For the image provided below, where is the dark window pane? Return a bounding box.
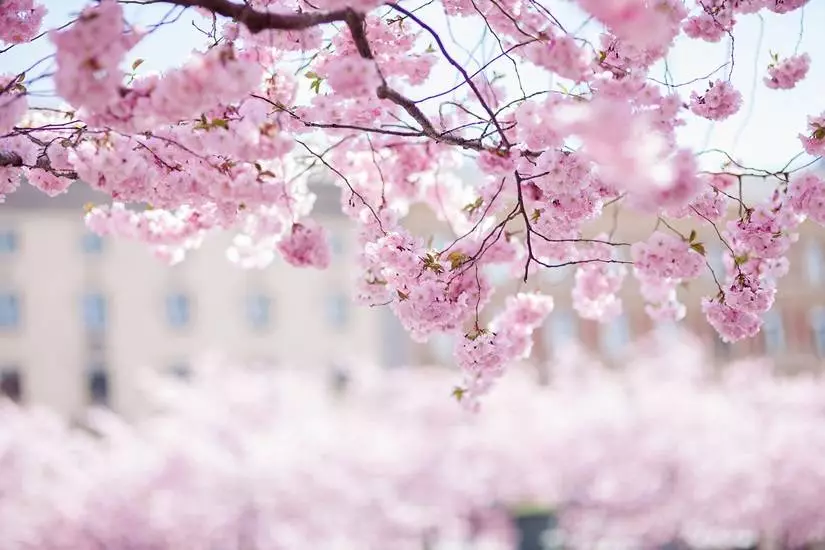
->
[0,294,20,329]
[1,368,22,403]
[88,367,109,407]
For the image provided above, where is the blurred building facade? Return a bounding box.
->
[2,172,825,419]
[402,176,825,375]
[0,180,411,419]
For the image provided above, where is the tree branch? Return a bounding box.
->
[0,150,23,167]
[157,0,349,33]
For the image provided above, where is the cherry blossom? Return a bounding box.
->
[799,111,825,157]
[701,297,763,343]
[0,74,27,135]
[3,338,825,548]
[0,0,824,396]
[277,221,332,269]
[764,52,811,90]
[631,232,704,281]
[0,0,45,44]
[689,80,743,121]
[787,172,825,224]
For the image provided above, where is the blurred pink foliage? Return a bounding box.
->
[2,334,825,549]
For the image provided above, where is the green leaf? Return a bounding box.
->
[425,43,435,54]
[530,208,542,223]
[212,118,229,129]
[421,252,444,274]
[690,242,706,256]
[131,58,144,70]
[465,326,488,341]
[462,197,483,215]
[446,251,469,271]
[813,126,825,141]
[688,229,697,242]
[305,71,319,79]
[310,77,322,94]
[451,386,467,401]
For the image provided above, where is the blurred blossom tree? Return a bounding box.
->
[1,335,825,549]
[1,0,825,399]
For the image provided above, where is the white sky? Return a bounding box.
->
[3,0,823,174]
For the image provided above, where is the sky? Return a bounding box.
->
[3,0,824,174]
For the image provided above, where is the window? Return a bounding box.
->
[0,293,20,329]
[245,293,271,329]
[325,293,348,329]
[806,241,824,285]
[546,309,579,354]
[329,363,350,394]
[329,233,345,258]
[714,334,732,359]
[166,362,191,380]
[428,332,454,365]
[81,232,104,254]
[82,293,106,332]
[0,367,22,403]
[811,307,825,358]
[381,307,409,368]
[599,313,630,357]
[165,293,191,328]
[485,263,512,285]
[87,364,109,407]
[762,308,785,355]
[0,229,17,254]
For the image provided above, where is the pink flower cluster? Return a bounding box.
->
[50,0,142,112]
[631,232,704,322]
[523,33,591,82]
[276,221,331,269]
[455,293,554,405]
[360,230,493,341]
[799,111,825,157]
[702,298,763,342]
[0,74,27,135]
[787,172,825,225]
[689,80,743,121]
[631,232,704,280]
[323,56,382,97]
[572,240,627,322]
[683,2,734,43]
[701,201,801,342]
[6,340,825,549]
[3,0,825,394]
[575,0,686,51]
[0,0,45,44]
[85,203,211,264]
[764,52,811,90]
[87,44,264,132]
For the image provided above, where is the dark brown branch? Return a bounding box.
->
[0,150,23,167]
[158,0,349,33]
[375,85,483,150]
[388,2,511,148]
[0,148,79,179]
